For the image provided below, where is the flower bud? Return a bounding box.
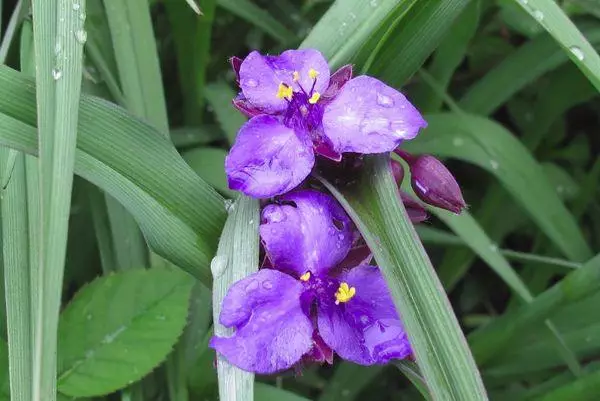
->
[230,56,242,82]
[321,64,353,101]
[409,155,466,214]
[390,159,404,185]
[232,93,261,118]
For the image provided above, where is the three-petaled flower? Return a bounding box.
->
[225,49,427,198]
[210,190,411,374]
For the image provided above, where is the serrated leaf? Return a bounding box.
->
[57,267,194,397]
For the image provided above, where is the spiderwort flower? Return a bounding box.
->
[210,190,411,374]
[225,49,427,198]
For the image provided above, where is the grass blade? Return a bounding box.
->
[30,1,86,400]
[317,155,488,400]
[212,196,259,401]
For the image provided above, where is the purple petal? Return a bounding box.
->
[400,191,428,223]
[317,265,412,365]
[210,269,313,374]
[322,76,427,154]
[260,189,353,277]
[321,64,353,102]
[239,50,330,114]
[225,115,315,198]
[232,93,262,118]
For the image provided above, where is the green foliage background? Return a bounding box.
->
[0,0,599,400]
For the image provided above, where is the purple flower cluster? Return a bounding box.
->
[210,190,411,373]
[225,49,427,198]
[211,48,466,374]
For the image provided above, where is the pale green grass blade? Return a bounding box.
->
[460,24,600,115]
[469,253,600,365]
[87,185,117,272]
[317,156,488,401]
[404,113,592,262]
[255,383,310,401]
[1,154,32,401]
[217,0,296,43]
[514,0,600,91]
[212,196,259,401]
[394,360,432,401]
[0,0,26,62]
[30,1,86,400]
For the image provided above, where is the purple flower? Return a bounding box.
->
[225,49,427,198]
[210,190,411,374]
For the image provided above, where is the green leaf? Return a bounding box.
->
[394,360,432,401]
[317,156,488,401]
[57,267,194,397]
[530,369,600,401]
[204,82,246,145]
[513,0,600,91]
[183,147,234,197]
[212,196,259,401]
[217,0,296,43]
[0,65,226,282]
[404,113,592,262]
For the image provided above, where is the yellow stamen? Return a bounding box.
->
[334,282,356,305]
[276,83,293,100]
[308,68,319,80]
[300,271,311,281]
[293,71,300,82]
[308,92,321,104]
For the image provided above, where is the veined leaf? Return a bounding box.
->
[57,267,194,397]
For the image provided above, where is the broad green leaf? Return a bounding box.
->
[183,147,234,197]
[513,0,600,91]
[57,267,194,397]
[0,65,226,282]
[317,156,488,401]
[212,196,259,401]
[404,113,591,262]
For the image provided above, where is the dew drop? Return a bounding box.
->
[74,29,87,44]
[245,280,259,292]
[348,12,357,21]
[86,314,92,321]
[52,68,62,80]
[490,160,499,170]
[55,40,62,55]
[224,199,235,213]
[244,78,258,88]
[452,137,464,147]
[156,315,166,321]
[72,2,80,10]
[360,315,369,324]
[210,255,228,278]
[532,10,544,21]
[79,11,87,21]
[262,280,273,290]
[369,0,379,7]
[376,92,394,107]
[569,46,585,61]
[489,244,498,252]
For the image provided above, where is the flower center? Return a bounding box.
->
[334,282,356,305]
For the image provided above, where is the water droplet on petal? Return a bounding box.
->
[52,68,62,80]
[245,280,259,292]
[74,29,87,44]
[569,46,585,61]
[244,78,258,88]
[376,92,394,107]
[262,280,273,290]
[360,315,369,324]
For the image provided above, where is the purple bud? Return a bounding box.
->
[400,191,428,223]
[409,155,466,214]
[232,93,261,118]
[321,64,353,101]
[390,159,404,185]
[230,56,243,82]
